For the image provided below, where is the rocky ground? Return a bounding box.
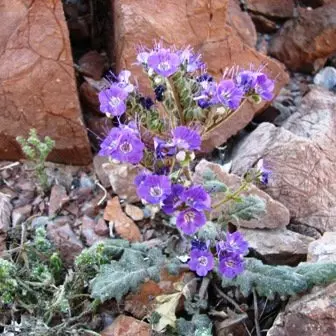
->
[1,0,336,335]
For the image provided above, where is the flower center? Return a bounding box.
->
[150,186,163,197]
[109,97,121,107]
[198,256,208,266]
[184,211,195,223]
[119,141,132,153]
[158,61,171,71]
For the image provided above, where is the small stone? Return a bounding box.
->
[93,155,111,188]
[94,217,109,236]
[240,228,314,265]
[12,205,31,228]
[103,162,142,203]
[0,193,12,233]
[125,204,144,221]
[100,315,151,336]
[104,197,142,242]
[307,232,336,263]
[49,184,68,216]
[47,222,84,265]
[314,67,336,91]
[78,50,106,80]
[31,216,49,229]
[81,216,105,246]
[79,173,95,190]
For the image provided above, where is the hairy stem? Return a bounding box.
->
[167,77,185,125]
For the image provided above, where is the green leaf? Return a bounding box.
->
[197,221,218,243]
[228,195,266,221]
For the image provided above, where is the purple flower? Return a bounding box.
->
[195,77,218,108]
[117,70,134,93]
[188,248,214,277]
[99,126,144,164]
[134,170,151,187]
[218,254,244,279]
[154,85,165,101]
[255,73,275,101]
[139,96,154,110]
[172,126,201,151]
[179,47,204,72]
[256,159,271,185]
[176,208,206,235]
[98,84,129,116]
[147,49,182,77]
[162,184,184,215]
[217,232,249,257]
[136,174,171,204]
[235,70,258,93]
[191,239,208,251]
[180,185,211,211]
[154,137,176,159]
[217,79,244,110]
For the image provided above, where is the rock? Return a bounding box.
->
[86,115,114,150]
[267,282,336,336]
[299,0,333,8]
[78,51,107,80]
[93,155,111,188]
[249,12,278,33]
[269,4,336,72]
[314,67,336,91]
[307,232,336,262]
[125,204,144,221]
[12,205,31,228]
[47,222,84,265]
[79,81,100,115]
[103,162,142,203]
[241,228,314,265]
[45,162,80,190]
[31,216,49,229]
[94,217,109,236]
[49,185,68,216]
[100,315,151,336]
[246,0,295,19]
[104,197,142,242]
[81,216,106,246]
[0,0,92,165]
[112,0,288,152]
[194,160,290,229]
[283,86,336,160]
[0,193,12,252]
[124,270,193,319]
[231,122,336,233]
[227,0,257,47]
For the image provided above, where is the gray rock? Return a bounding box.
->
[241,228,314,265]
[307,232,336,262]
[49,184,68,216]
[31,216,49,229]
[12,205,31,228]
[314,66,336,91]
[93,155,110,188]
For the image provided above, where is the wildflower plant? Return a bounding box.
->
[97,42,275,280]
[17,129,55,191]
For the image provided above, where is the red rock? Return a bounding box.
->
[227,0,257,47]
[246,0,295,18]
[0,0,92,165]
[111,1,288,152]
[250,12,278,33]
[79,81,101,115]
[267,283,336,336]
[94,217,109,236]
[100,315,151,336]
[47,222,84,265]
[78,51,107,80]
[81,216,106,246]
[269,4,336,72]
[104,197,142,242]
[49,185,68,216]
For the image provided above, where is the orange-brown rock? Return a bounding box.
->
[100,315,151,336]
[0,0,92,165]
[103,197,142,242]
[112,0,288,152]
[246,0,295,19]
[269,4,336,72]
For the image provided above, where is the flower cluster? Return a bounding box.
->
[96,41,275,281]
[188,232,248,278]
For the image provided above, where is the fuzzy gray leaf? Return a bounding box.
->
[228,195,265,221]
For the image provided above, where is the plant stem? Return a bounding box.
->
[167,77,185,125]
[214,283,245,314]
[212,180,250,209]
[199,276,210,300]
[253,288,262,336]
